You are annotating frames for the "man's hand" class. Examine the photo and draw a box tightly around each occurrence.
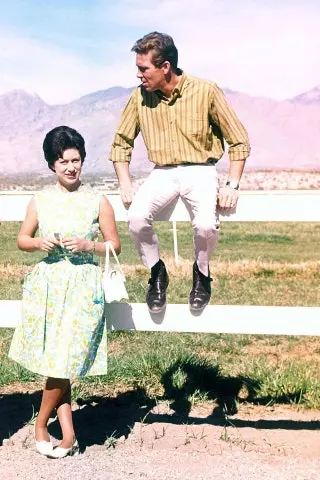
[218,185,239,209]
[120,183,134,209]
[113,163,134,210]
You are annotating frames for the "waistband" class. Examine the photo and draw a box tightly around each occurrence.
[155,159,218,168]
[45,252,95,265]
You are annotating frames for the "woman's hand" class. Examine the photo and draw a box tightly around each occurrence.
[38,237,60,252]
[62,237,94,253]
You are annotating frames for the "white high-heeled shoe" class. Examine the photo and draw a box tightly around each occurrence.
[34,424,53,456]
[36,439,54,456]
[46,439,79,459]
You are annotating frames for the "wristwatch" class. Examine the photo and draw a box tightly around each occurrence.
[226,179,239,190]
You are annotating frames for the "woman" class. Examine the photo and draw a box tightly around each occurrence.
[9,126,120,458]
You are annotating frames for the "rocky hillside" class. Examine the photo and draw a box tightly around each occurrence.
[288,86,320,106]
[0,84,319,174]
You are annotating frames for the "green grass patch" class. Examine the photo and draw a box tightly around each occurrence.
[2,221,320,266]
[0,221,320,410]
[220,233,293,245]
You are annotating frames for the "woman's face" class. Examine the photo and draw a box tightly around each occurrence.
[54,148,82,190]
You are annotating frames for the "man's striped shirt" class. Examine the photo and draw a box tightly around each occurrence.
[109,73,250,166]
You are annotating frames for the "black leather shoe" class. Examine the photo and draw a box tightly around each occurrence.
[146,260,169,313]
[189,262,212,312]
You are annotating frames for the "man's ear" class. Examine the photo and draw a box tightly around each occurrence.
[162,61,171,74]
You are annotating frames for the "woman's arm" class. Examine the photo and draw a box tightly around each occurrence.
[95,195,121,256]
[17,198,59,252]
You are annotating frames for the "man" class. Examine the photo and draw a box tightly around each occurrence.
[109,32,250,313]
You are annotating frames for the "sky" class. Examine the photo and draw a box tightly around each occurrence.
[0,0,319,104]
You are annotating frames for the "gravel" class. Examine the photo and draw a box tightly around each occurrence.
[1,403,320,480]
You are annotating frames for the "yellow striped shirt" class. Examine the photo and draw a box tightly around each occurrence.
[109,73,250,166]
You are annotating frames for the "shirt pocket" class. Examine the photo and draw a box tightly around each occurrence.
[183,113,206,138]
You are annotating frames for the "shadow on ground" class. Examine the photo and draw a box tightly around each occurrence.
[1,356,319,450]
[160,355,312,417]
[0,390,42,446]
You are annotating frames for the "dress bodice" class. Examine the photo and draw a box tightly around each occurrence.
[35,184,101,262]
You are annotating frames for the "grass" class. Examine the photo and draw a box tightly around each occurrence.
[2,221,320,266]
[104,431,118,448]
[0,221,320,410]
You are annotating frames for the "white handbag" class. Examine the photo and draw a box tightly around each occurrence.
[103,241,129,303]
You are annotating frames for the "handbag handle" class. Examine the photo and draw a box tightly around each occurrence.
[104,241,124,276]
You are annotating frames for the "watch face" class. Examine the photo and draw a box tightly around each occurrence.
[227,180,239,190]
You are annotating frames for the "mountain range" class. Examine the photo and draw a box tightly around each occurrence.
[0,84,319,174]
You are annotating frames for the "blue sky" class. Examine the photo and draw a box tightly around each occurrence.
[1,0,319,104]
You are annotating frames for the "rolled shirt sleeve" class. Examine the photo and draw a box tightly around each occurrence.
[209,83,250,161]
[109,90,140,163]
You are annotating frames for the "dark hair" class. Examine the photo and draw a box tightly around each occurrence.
[131,31,181,73]
[43,126,86,172]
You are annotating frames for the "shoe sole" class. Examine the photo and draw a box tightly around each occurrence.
[189,302,209,313]
[147,303,167,314]
[46,445,79,459]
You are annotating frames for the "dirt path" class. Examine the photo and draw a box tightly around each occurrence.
[1,400,320,480]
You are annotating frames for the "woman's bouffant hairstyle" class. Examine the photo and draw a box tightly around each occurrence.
[131,31,181,74]
[43,126,86,172]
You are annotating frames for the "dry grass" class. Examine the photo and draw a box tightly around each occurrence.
[243,338,320,364]
[122,255,320,280]
[0,264,32,278]
[2,257,319,281]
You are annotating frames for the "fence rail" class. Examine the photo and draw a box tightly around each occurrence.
[1,301,319,335]
[1,190,320,222]
[1,190,319,334]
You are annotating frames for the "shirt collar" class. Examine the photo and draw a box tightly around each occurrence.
[172,72,187,97]
[169,72,187,104]
[155,71,187,103]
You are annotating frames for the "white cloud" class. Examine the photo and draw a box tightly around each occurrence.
[105,0,320,99]
[0,33,136,104]
[0,1,319,102]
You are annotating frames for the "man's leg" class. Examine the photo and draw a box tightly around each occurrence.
[128,166,179,312]
[180,164,220,311]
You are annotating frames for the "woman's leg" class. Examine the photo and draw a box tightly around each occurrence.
[56,381,75,448]
[35,377,69,443]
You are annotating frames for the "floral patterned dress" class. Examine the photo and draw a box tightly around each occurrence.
[9,184,108,379]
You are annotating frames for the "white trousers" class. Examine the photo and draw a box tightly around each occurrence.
[128,164,220,276]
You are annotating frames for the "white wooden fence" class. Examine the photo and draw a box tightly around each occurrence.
[1,190,319,222]
[1,190,320,335]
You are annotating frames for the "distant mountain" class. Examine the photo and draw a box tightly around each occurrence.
[0,85,319,174]
[68,87,134,107]
[0,89,50,127]
[224,90,320,171]
[288,86,320,106]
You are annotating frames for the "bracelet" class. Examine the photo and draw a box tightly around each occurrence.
[91,241,96,253]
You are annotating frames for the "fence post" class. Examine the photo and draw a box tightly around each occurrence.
[172,221,179,266]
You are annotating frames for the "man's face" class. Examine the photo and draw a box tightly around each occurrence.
[136,51,167,92]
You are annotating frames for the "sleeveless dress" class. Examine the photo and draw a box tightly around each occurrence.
[9,184,108,379]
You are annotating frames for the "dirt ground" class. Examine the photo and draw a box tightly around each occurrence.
[1,390,320,480]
